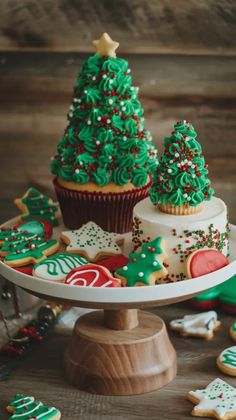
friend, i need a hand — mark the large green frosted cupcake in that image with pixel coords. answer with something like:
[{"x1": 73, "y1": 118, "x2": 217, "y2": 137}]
[
  {"x1": 51, "y1": 33, "x2": 158, "y2": 232},
  {"x1": 150, "y1": 120, "x2": 214, "y2": 215}
]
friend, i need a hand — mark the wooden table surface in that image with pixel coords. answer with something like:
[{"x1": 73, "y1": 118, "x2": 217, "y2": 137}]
[{"x1": 0, "y1": 303, "x2": 236, "y2": 419}]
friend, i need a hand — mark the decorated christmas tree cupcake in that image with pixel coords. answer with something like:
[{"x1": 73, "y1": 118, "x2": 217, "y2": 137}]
[
  {"x1": 150, "y1": 120, "x2": 214, "y2": 215},
  {"x1": 51, "y1": 33, "x2": 158, "y2": 232}
]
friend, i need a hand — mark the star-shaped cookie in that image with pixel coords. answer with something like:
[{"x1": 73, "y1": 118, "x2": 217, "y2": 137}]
[
  {"x1": 188, "y1": 378, "x2": 236, "y2": 419},
  {"x1": 61, "y1": 221, "x2": 124, "y2": 262},
  {"x1": 93, "y1": 33, "x2": 119, "y2": 58}
]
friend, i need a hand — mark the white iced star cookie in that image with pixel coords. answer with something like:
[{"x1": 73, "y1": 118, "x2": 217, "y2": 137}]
[
  {"x1": 187, "y1": 378, "x2": 236, "y2": 419},
  {"x1": 60, "y1": 221, "x2": 124, "y2": 262},
  {"x1": 169, "y1": 311, "x2": 221, "y2": 340},
  {"x1": 217, "y1": 346, "x2": 236, "y2": 377}
]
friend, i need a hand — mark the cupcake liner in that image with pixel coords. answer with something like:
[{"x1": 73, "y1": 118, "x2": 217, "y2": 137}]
[
  {"x1": 53, "y1": 177, "x2": 151, "y2": 233},
  {"x1": 158, "y1": 202, "x2": 203, "y2": 215}
]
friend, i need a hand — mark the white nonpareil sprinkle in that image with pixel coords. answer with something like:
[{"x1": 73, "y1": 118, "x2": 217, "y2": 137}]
[
  {"x1": 153, "y1": 261, "x2": 158, "y2": 266},
  {"x1": 97, "y1": 116, "x2": 101, "y2": 121},
  {"x1": 120, "y1": 101, "x2": 124, "y2": 106},
  {"x1": 192, "y1": 174, "x2": 196, "y2": 178},
  {"x1": 108, "y1": 99, "x2": 113, "y2": 104},
  {"x1": 188, "y1": 161, "x2": 192, "y2": 166},
  {"x1": 127, "y1": 69, "x2": 131, "y2": 73},
  {"x1": 175, "y1": 153, "x2": 179, "y2": 157},
  {"x1": 123, "y1": 136, "x2": 127, "y2": 141},
  {"x1": 96, "y1": 140, "x2": 100, "y2": 145},
  {"x1": 141, "y1": 254, "x2": 146, "y2": 258},
  {"x1": 92, "y1": 76, "x2": 96, "y2": 80},
  {"x1": 107, "y1": 119, "x2": 111, "y2": 123},
  {"x1": 87, "y1": 120, "x2": 92, "y2": 125},
  {"x1": 138, "y1": 272, "x2": 144, "y2": 277},
  {"x1": 103, "y1": 74, "x2": 107, "y2": 78},
  {"x1": 123, "y1": 266, "x2": 128, "y2": 271},
  {"x1": 122, "y1": 106, "x2": 126, "y2": 111},
  {"x1": 170, "y1": 160, "x2": 174, "y2": 164},
  {"x1": 177, "y1": 163, "x2": 181, "y2": 167},
  {"x1": 109, "y1": 79, "x2": 113, "y2": 83},
  {"x1": 183, "y1": 193, "x2": 188, "y2": 198},
  {"x1": 75, "y1": 169, "x2": 80, "y2": 173},
  {"x1": 167, "y1": 169, "x2": 172, "y2": 173},
  {"x1": 84, "y1": 90, "x2": 87, "y2": 94},
  {"x1": 187, "y1": 196, "x2": 191, "y2": 201}
]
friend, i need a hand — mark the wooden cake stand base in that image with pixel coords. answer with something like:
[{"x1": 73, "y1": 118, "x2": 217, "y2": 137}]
[{"x1": 64, "y1": 309, "x2": 177, "y2": 395}]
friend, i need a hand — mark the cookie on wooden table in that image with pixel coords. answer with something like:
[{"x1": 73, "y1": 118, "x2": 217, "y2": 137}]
[
  {"x1": 6, "y1": 393, "x2": 61, "y2": 419},
  {"x1": 217, "y1": 346, "x2": 236, "y2": 376},
  {"x1": 230, "y1": 322, "x2": 236, "y2": 341},
  {"x1": 169, "y1": 311, "x2": 221, "y2": 340}
]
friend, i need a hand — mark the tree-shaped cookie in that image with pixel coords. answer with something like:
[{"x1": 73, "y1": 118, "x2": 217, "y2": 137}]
[
  {"x1": 6, "y1": 393, "x2": 61, "y2": 419},
  {"x1": 0, "y1": 226, "x2": 59, "y2": 267},
  {"x1": 51, "y1": 33, "x2": 157, "y2": 188},
  {"x1": 188, "y1": 378, "x2": 236, "y2": 419},
  {"x1": 115, "y1": 237, "x2": 168, "y2": 286},
  {"x1": 150, "y1": 120, "x2": 214, "y2": 214},
  {"x1": 15, "y1": 187, "x2": 60, "y2": 226}
]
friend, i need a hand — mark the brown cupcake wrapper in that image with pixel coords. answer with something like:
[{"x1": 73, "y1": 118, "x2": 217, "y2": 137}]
[
  {"x1": 158, "y1": 202, "x2": 203, "y2": 215},
  {"x1": 53, "y1": 177, "x2": 151, "y2": 233}
]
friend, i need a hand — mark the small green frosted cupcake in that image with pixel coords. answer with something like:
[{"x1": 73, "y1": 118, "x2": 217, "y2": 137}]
[{"x1": 150, "y1": 120, "x2": 214, "y2": 215}]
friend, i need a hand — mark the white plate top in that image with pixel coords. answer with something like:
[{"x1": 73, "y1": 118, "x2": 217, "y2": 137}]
[{"x1": 0, "y1": 217, "x2": 236, "y2": 309}]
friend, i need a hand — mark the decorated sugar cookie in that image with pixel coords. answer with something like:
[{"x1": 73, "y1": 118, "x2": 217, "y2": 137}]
[
  {"x1": 61, "y1": 221, "x2": 124, "y2": 262},
  {"x1": 98, "y1": 254, "x2": 129, "y2": 273},
  {"x1": 187, "y1": 378, "x2": 236, "y2": 419},
  {"x1": 65, "y1": 264, "x2": 121, "y2": 287},
  {"x1": 217, "y1": 346, "x2": 236, "y2": 376},
  {"x1": 0, "y1": 228, "x2": 59, "y2": 267},
  {"x1": 15, "y1": 187, "x2": 60, "y2": 227},
  {"x1": 33, "y1": 253, "x2": 89, "y2": 282},
  {"x1": 230, "y1": 323, "x2": 236, "y2": 341},
  {"x1": 14, "y1": 219, "x2": 53, "y2": 239},
  {"x1": 169, "y1": 311, "x2": 221, "y2": 340},
  {"x1": 6, "y1": 394, "x2": 61, "y2": 419},
  {"x1": 187, "y1": 248, "x2": 229, "y2": 278},
  {"x1": 14, "y1": 265, "x2": 33, "y2": 275},
  {"x1": 115, "y1": 237, "x2": 168, "y2": 287}
]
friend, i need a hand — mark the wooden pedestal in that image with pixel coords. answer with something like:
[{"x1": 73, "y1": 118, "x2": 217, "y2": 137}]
[{"x1": 64, "y1": 309, "x2": 177, "y2": 395}]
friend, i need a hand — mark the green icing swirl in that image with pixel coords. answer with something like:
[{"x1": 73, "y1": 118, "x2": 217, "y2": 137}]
[
  {"x1": 149, "y1": 120, "x2": 214, "y2": 207},
  {"x1": 51, "y1": 54, "x2": 158, "y2": 187}
]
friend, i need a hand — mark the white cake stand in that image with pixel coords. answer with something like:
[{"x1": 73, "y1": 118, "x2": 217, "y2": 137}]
[{"x1": 1, "y1": 217, "x2": 236, "y2": 395}]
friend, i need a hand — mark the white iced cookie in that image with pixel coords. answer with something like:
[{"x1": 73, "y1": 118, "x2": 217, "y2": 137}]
[
  {"x1": 169, "y1": 311, "x2": 221, "y2": 340},
  {"x1": 61, "y1": 221, "x2": 124, "y2": 262},
  {"x1": 187, "y1": 378, "x2": 236, "y2": 420},
  {"x1": 33, "y1": 253, "x2": 88, "y2": 281},
  {"x1": 217, "y1": 346, "x2": 236, "y2": 376}
]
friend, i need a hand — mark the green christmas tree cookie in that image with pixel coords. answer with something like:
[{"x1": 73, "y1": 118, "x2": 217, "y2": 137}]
[
  {"x1": 15, "y1": 188, "x2": 60, "y2": 227},
  {"x1": 0, "y1": 226, "x2": 59, "y2": 267},
  {"x1": 51, "y1": 33, "x2": 158, "y2": 188},
  {"x1": 6, "y1": 394, "x2": 61, "y2": 419},
  {"x1": 115, "y1": 237, "x2": 168, "y2": 286},
  {"x1": 150, "y1": 120, "x2": 214, "y2": 215}
]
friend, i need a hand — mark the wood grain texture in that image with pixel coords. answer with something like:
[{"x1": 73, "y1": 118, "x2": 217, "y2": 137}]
[
  {"x1": 103, "y1": 309, "x2": 139, "y2": 330},
  {"x1": 64, "y1": 310, "x2": 177, "y2": 395},
  {"x1": 1, "y1": 303, "x2": 236, "y2": 419},
  {"x1": 1, "y1": 0, "x2": 236, "y2": 55}
]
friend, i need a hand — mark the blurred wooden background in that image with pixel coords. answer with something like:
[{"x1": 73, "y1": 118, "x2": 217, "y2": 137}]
[{"x1": 0, "y1": 0, "x2": 236, "y2": 223}]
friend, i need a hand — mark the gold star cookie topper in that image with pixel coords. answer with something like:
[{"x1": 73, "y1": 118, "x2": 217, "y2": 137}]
[{"x1": 93, "y1": 33, "x2": 119, "y2": 58}]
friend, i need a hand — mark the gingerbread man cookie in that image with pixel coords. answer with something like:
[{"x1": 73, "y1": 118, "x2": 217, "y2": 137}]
[
  {"x1": 65, "y1": 264, "x2": 121, "y2": 287},
  {"x1": 187, "y1": 378, "x2": 236, "y2": 419},
  {"x1": 61, "y1": 221, "x2": 124, "y2": 262},
  {"x1": 169, "y1": 311, "x2": 221, "y2": 340},
  {"x1": 115, "y1": 237, "x2": 168, "y2": 286}
]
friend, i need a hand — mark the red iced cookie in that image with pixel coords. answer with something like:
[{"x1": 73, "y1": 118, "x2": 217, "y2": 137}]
[
  {"x1": 187, "y1": 248, "x2": 229, "y2": 278},
  {"x1": 98, "y1": 254, "x2": 129, "y2": 273},
  {"x1": 14, "y1": 219, "x2": 53, "y2": 239},
  {"x1": 14, "y1": 265, "x2": 33, "y2": 275},
  {"x1": 65, "y1": 264, "x2": 121, "y2": 287}
]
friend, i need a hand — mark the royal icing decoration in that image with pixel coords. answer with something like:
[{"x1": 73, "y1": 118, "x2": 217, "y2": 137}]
[
  {"x1": 65, "y1": 264, "x2": 121, "y2": 287},
  {"x1": 98, "y1": 254, "x2": 129, "y2": 273},
  {"x1": 14, "y1": 219, "x2": 53, "y2": 239},
  {"x1": 187, "y1": 248, "x2": 229, "y2": 278},
  {"x1": 34, "y1": 253, "x2": 89, "y2": 281},
  {"x1": 0, "y1": 227, "x2": 59, "y2": 266},
  {"x1": 15, "y1": 187, "x2": 60, "y2": 227},
  {"x1": 169, "y1": 311, "x2": 220, "y2": 339},
  {"x1": 188, "y1": 378, "x2": 236, "y2": 419},
  {"x1": 61, "y1": 221, "x2": 124, "y2": 261},
  {"x1": 219, "y1": 346, "x2": 236, "y2": 369},
  {"x1": 7, "y1": 394, "x2": 60, "y2": 419},
  {"x1": 115, "y1": 237, "x2": 167, "y2": 286}
]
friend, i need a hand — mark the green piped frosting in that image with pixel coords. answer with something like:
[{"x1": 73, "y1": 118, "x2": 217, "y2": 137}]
[
  {"x1": 51, "y1": 54, "x2": 158, "y2": 187},
  {"x1": 149, "y1": 120, "x2": 214, "y2": 207}
]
